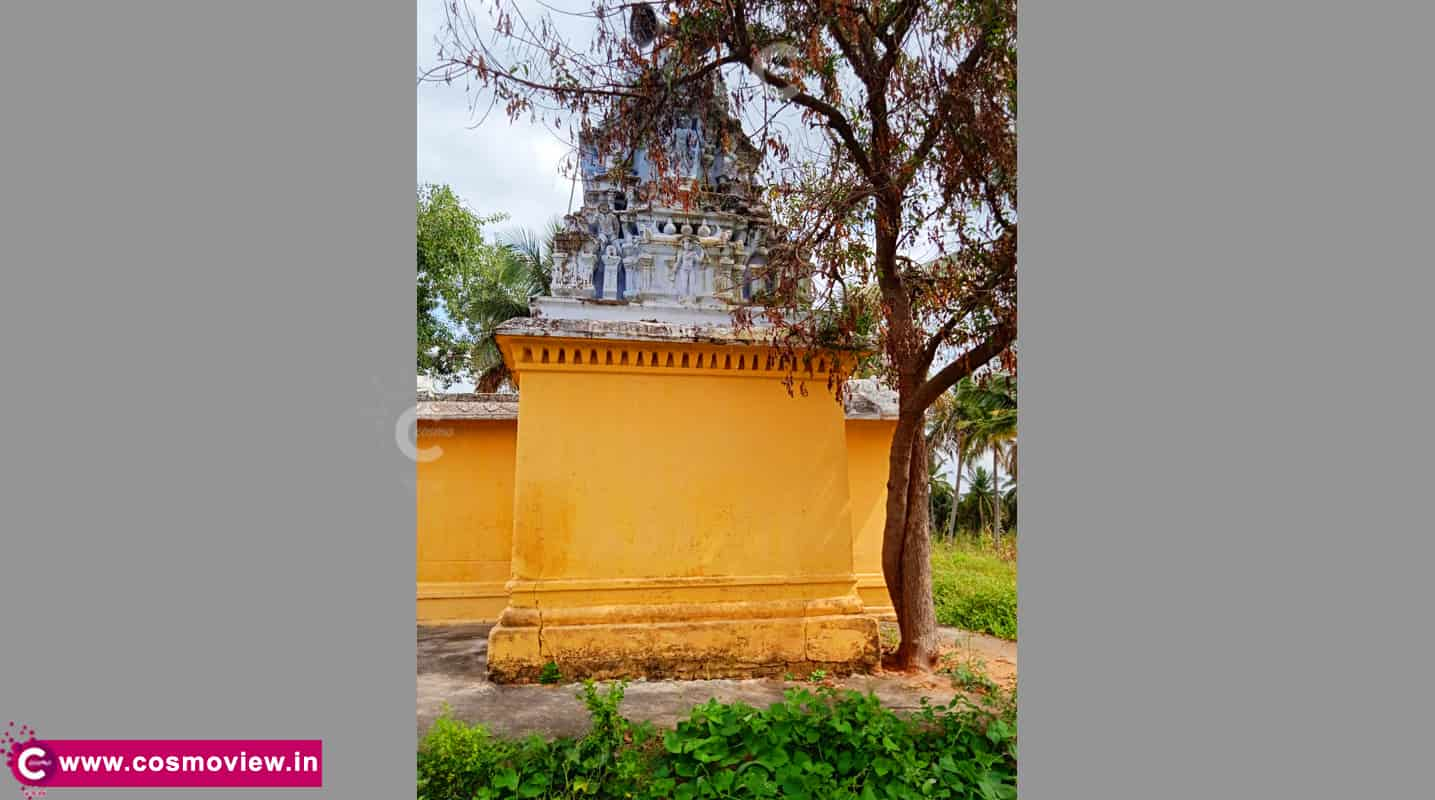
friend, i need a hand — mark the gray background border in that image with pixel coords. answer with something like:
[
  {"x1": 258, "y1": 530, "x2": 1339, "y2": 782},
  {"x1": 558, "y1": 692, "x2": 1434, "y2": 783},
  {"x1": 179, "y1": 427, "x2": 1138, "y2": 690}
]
[
  {"x1": 1, "y1": 1, "x2": 414, "y2": 797},
  {"x1": 1, "y1": 1, "x2": 1432, "y2": 797},
  {"x1": 1021, "y1": 1, "x2": 1434, "y2": 796}
]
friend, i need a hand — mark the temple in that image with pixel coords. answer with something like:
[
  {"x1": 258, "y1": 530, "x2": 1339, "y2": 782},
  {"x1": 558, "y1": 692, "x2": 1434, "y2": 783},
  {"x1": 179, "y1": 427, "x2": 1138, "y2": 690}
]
[{"x1": 416, "y1": 14, "x2": 897, "y2": 681}]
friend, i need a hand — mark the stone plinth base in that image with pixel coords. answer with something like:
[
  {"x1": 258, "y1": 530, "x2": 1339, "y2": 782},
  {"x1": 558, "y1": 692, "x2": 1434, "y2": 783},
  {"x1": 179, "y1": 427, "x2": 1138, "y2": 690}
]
[
  {"x1": 856, "y1": 573, "x2": 897, "y2": 620},
  {"x1": 488, "y1": 603, "x2": 878, "y2": 683},
  {"x1": 417, "y1": 581, "x2": 510, "y2": 623}
]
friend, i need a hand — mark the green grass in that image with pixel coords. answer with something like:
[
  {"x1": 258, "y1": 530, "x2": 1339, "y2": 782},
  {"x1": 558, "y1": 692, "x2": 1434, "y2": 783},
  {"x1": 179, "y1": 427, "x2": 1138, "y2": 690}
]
[
  {"x1": 418, "y1": 680, "x2": 1016, "y2": 800},
  {"x1": 930, "y1": 537, "x2": 1017, "y2": 640}
]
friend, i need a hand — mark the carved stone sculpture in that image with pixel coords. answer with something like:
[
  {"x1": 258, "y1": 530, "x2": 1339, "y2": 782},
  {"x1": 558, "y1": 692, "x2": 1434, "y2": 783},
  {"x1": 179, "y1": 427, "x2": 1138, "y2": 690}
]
[{"x1": 536, "y1": 49, "x2": 784, "y2": 322}]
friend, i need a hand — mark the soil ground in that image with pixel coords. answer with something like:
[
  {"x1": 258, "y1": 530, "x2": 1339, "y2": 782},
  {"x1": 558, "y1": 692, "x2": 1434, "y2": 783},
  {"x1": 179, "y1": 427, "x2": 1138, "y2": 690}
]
[{"x1": 417, "y1": 623, "x2": 1016, "y2": 741}]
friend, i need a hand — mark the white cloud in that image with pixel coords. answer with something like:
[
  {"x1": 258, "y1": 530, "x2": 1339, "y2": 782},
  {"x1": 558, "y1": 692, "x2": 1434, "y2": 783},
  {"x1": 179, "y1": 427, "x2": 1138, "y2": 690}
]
[{"x1": 416, "y1": 0, "x2": 575, "y2": 234}]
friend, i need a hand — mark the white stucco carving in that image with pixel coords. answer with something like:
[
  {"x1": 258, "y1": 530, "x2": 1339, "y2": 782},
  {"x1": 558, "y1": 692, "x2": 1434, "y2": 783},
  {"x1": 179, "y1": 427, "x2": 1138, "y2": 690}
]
[
  {"x1": 539, "y1": 63, "x2": 789, "y2": 324},
  {"x1": 843, "y1": 378, "x2": 900, "y2": 420}
]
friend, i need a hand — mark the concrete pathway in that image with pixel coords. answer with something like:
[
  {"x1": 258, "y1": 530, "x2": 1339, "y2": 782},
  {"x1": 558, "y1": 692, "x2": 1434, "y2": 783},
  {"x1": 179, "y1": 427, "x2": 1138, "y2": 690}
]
[{"x1": 417, "y1": 623, "x2": 1015, "y2": 741}]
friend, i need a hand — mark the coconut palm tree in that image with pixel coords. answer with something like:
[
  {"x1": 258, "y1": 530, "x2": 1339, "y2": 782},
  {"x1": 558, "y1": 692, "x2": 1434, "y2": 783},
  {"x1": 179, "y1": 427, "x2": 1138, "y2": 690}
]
[
  {"x1": 502, "y1": 225, "x2": 556, "y2": 298},
  {"x1": 962, "y1": 465, "x2": 1004, "y2": 540},
  {"x1": 450, "y1": 222, "x2": 559, "y2": 392},
  {"x1": 957, "y1": 373, "x2": 1017, "y2": 544},
  {"x1": 926, "y1": 377, "x2": 981, "y2": 540}
]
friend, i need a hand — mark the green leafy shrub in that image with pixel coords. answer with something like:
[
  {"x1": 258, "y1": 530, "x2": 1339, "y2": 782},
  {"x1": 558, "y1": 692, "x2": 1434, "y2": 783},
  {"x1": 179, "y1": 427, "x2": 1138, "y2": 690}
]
[
  {"x1": 942, "y1": 654, "x2": 1000, "y2": 694},
  {"x1": 418, "y1": 685, "x2": 1016, "y2": 800},
  {"x1": 416, "y1": 713, "x2": 520, "y2": 800},
  {"x1": 931, "y1": 539, "x2": 1017, "y2": 640},
  {"x1": 653, "y1": 688, "x2": 1014, "y2": 800},
  {"x1": 417, "y1": 681, "x2": 656, "y2": 799},
  {"x1": 538, "y1": 661, "x2": 562, "y2": 684}
]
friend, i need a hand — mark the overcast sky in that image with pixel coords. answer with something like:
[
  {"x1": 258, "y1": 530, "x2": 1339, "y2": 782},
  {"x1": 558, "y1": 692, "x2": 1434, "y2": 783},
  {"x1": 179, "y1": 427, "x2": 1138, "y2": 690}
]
[{"x1": 416, "y1": 1, "x2": 575, "y2": 236}]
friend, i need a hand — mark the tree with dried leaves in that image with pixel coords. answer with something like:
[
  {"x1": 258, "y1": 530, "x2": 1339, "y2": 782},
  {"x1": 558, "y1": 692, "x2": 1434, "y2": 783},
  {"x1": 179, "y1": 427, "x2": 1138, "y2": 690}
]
[{"x1": 423, "y1": 0, "x2": 1016, "y2": 670}]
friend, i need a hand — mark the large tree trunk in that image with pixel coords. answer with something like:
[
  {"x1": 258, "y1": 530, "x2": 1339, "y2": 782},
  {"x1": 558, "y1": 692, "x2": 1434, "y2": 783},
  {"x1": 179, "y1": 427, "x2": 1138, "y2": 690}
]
[
  {"x1": 991, "y1": 446, "x2": 1001, "y2": 547},
  {"x1": 881, "y1": 414, "x2": 941, "y2": 671},
  {"x1": 872, "y1": 183, "x2": 939, "y2": 671},
  {"x1": 899, "y1": 427, "x2": 939, "y2": 666}
]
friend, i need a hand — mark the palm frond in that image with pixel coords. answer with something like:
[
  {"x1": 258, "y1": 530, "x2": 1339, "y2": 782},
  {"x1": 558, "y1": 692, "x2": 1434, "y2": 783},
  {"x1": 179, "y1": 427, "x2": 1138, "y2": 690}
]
[{"x1": 498, "y1": 219, "x2": 560, "y2": 298}]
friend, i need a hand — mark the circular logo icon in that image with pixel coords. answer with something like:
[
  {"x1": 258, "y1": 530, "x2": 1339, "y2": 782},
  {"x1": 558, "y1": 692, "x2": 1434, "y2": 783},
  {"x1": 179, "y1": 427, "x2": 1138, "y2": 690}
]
[{"x1": 10, "y1": 741, "x2": 57, "y2": 786}]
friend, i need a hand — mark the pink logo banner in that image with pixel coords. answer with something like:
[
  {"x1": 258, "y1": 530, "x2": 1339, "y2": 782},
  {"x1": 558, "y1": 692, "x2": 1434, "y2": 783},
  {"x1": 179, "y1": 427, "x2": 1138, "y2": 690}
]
[{"x1": 6, "y1": 739, "x2": 322, "y2": 790}]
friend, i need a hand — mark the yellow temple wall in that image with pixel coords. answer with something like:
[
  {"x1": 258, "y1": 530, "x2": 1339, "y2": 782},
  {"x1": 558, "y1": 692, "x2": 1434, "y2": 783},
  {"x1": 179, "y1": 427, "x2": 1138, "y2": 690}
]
[
  {"x1": 414, "y1": 381, "x2": 898, "y2": 626},
  {"x1": 846, "y1": 418, "x2": 898, "y2": 618},
  {"x1": 484, "y1": 336, "x2": 875, "y2": 680},
  {"x1": 506, "y1": 360, "x2": 854, "y2": 588},
  {"x1": 416, "y1": 418, "x2": 517, "y2": 622}
]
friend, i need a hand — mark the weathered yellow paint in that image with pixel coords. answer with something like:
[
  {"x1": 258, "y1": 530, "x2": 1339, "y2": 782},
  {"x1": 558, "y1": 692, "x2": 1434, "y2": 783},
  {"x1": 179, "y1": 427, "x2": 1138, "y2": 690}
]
[
  {"x1": 846, "y1": 418, "x2": 898, "y2": 618},
  {"x1": 416, "y1": 419, "x2": 517, "y2": 623},
  {"x1": 485, "y1": 334, "x2": 879, "y2": 681},
  {"x1": 412, "y1": 347, "x2": 904, "y2": 668}
]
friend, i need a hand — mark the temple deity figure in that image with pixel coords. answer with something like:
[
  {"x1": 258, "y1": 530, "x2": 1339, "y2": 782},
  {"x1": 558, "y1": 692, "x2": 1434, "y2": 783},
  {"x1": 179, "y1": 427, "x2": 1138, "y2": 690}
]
[
  {"x1": 675, "y1": 237, "x2": 705, "y2": 299},
  {"x1": 621, "y1": 243, "x2": 643, "y2": 297},
  {"x1": 581, "y1": 206, "x2": 601, "y2": 237},
  {"x1": 576, "y1": 240, "x2": 598, "y2": 295},
  {"x1": 672, "y1": 120, "x2": 704, "y2": 179},
  {"x1": 596, "y1": 208, "x2": 622, "y2": 247},
  {"x1": 710, "y1": 147, "x2": 740, "y2": 188},
  {"x1": 553, "y1": 252, "x2": 578, "y2": 291},
  {"x1": 603, "y1": 243, "x2": 623, "y2": 299}
]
